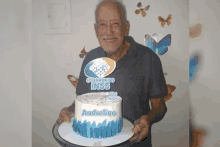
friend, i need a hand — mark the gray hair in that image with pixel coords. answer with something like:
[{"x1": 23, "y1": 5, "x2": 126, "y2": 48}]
[{"x1": 95, "y1": 0, "x2": 127, "y2": 25}]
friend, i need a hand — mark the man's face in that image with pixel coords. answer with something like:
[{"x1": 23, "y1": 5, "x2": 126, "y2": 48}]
[{"x1": 94, "y1": 3, "x2": 128, "y2": 53}]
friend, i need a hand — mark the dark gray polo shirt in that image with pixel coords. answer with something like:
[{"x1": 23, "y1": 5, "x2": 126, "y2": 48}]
[{"x1": 76, "y1": 36, "x2": 167, "y2": 146}]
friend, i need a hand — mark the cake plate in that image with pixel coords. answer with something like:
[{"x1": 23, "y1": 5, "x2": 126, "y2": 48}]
[{"x1": 52, "y1": 115, "x2": 137, "y2": 147}]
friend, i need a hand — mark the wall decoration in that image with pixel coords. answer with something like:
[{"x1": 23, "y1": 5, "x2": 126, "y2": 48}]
[
  {"x1": 135, "y1": 2, "x2": 150, "y2": 17},
  {"x1": 189, "y1": 55, "x2": 199, "y2": 82},
  {"x1": 163, "y1": 84, "x2": 176, "y2": 102},
  {"x1": 79, "y1": 46, "x2": 88, "y2": 58},
  {"x1": 189, "y1": 19, "x2": 205, "y2": 42},
  {"x1": 43, "y1": 0, "x2": 72, "y2": 34},
  {"x1": 158, "y1": 14, "x2": 172, "y2": 27},
  {"x1": 144, "y1": 33, "x2": 171, "y2": 55},
  {"x1": 189, "y1": 51, "x2": 203, "y2": 82},
  {"x1": 67, "y1": 75, "x2": 78, "y2": 89},
  {"x1": 190, "y1": 123, "x2": 208, "y2": 147}
]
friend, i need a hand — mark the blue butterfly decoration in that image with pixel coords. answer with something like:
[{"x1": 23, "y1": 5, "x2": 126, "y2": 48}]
[
  {"x1": 145, "y1": 34, "x2": 171, "y2": 55},
  {"x1": 189, "y1": 55, "x2": 199, "y2": 81}
]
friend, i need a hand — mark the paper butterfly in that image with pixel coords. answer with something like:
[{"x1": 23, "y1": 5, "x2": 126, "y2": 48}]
[
  {"x1": 163, "y1": 84, "x2": 176, "y2": 102},
  {"x1": 189, "y1": 19, "x2": 205, "y2": 42},
  {"x1": 158, "y1": 14, "x2": 172, "y2": 27},
  {"x1": 70, "y1": 76, "x2": 77, "y2": 82},
  {"x1": 189, "y1": 55, "x2": 199, "y2": 81},
  {"x1": 135, "y1": 2, "x2": 150, "y2": 17},
  {"x1": 189, "y1": 24, "x2": 202, "y2": 38},
  {"x1": 145, "y1": 33, "x2": 171, "y2": 55},
  {"x1": 190, "y1": 124, "x2": 206, "y2": 147},
  {"x1": 79, "y1": 46, "x2": 88, "y2": 58}
]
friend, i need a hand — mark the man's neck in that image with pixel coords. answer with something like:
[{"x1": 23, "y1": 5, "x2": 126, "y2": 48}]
[{"x1": 106, "y1": 40, "x2": 130, "y2": 62}]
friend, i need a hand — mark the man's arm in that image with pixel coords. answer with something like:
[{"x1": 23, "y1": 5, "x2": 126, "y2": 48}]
[
  {"x1": 56, "y1": 101, "x2": 75, "y2": 124},
  {"x1": 146, "y1": 98, "x2": 167, "y2": 126},
  {"x1": 147, "y1": 53, "x2": 168, "y2": 125},
  {"x1": 130, "y1": 97, "x2": 167, "y2": 142},
  {"x1": 67, "y1": 101, "x2": 75, "y2": 112}
]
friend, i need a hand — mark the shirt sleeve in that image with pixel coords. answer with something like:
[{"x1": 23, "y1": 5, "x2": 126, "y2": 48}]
[{"x1": 149, "y1": 54, "x2": 167, "y2": 98}]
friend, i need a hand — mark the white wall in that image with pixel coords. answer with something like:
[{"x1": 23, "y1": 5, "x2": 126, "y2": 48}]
[
  {"x1": 0, "y1": 0, "x2": 31, "y2": 147},
  {"x1": 2, "y1": 0, "x2": 220, "y2": 147},
  {"x1": 32, "y1": 0, "x2": 189, "y2": 147},
  {"x1": 189, "y1": 0, "x2": 220, "y2": 146}
]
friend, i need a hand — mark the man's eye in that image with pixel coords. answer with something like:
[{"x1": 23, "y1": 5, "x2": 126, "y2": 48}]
[{"x1": 112, "y1": 23, "x2": 120, "y2": 26}]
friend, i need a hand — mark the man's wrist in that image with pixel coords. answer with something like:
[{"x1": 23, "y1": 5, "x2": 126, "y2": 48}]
[
  {"x1": 143, "y1": 114, "x2": 152, "y2": 126},
  {"x1": 145, "y1": 107, "x2": 167, "y2": 126},
  {"x1": 67, "y1": 101, "x2": 75, "y2": 112}
]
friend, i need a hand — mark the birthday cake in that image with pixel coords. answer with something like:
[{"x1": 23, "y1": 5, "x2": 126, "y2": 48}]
[{"x1": 72, "y1": 92, "x2": 123, "y2": 139}]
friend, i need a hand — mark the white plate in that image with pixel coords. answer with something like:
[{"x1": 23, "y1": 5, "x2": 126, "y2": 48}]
[{"x1": 58, "y1": 117, "x2": 134, "y2": 146}]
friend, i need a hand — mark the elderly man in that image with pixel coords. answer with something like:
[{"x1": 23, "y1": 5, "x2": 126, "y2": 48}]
[{"x1": 57, "y1": 0, "x2": 168, "y2": 146}]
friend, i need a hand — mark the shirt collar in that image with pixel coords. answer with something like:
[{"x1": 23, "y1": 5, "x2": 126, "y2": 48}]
[{"x1": 124, "y1": 36, "x2": 136, "y2": 57}]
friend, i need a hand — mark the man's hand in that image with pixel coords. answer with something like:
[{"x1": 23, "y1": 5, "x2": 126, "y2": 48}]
[
  {"x1": 129, "y1": 115, "x2": 151, "y2": 143},
  {"x1": 55, "y1": 75, "x2": 77, "y2": 125},
  {"x1": 56, "y1": 107, "x2": 74, "y2": 125},
  {"x1": 129, "y1": 98, "x2": 167, "y2": 143}
]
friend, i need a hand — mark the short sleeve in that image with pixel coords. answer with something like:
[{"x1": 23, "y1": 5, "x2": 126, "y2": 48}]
[{"x1": 149, "y1": 54, "x2": 167, "y2": 98}]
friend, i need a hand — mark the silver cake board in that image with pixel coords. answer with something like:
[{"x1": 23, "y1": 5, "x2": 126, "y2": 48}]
[{"x1": 52, "y1": 116, "x2": 137, "y2": 147}]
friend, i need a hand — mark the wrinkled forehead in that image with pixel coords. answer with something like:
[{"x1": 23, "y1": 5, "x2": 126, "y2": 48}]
[{"x1": 97, "y1": 2, "x2": 123, "y2": 23}]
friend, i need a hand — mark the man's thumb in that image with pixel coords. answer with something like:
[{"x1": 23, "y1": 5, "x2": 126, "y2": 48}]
[{"x1": 63, "y1": 115, "x2": 70, "y2": 123}]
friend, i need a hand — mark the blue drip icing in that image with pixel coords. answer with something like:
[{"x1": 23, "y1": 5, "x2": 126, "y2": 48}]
[{"x1": 72, "y1": 117, "x2": 123, "y2": 138}]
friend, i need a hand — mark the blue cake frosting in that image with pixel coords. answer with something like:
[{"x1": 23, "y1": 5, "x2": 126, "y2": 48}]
[{"x1": 72, "y1": 117, "x2": 123, "y2": 138}]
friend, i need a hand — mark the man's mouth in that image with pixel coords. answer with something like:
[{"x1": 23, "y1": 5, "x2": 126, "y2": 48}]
[{"x1": 103, "y1": 37, "x2": 117, "y2": 42}]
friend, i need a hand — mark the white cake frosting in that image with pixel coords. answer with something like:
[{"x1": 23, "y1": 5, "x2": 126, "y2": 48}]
[{"x1": 72, "y1": 92, "x2": 123, "y2": 138}]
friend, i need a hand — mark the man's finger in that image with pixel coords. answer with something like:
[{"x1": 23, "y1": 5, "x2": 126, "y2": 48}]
[
  {"x1": 56, "y1": 118, "x2": 64, "y2": 125},
  {"x1": 63, "y1": 115, "x2": 70, "y2": 123},
  {"x1": 56, "y1": 119, "x2": 60, "y2": 124},
  {"x1": 66, "y1": 111, "x2": 74, "y2": 118},
  {"x1": 137, "y1": 127, "x2": 149, "y2": 143},
  {"x1": 129, "y1": 133, "x2": 139, "y2": 142},
  {"x1": 56, "y1": 115, "x2": 62, "y2": 124},
  {"x1": 61, "y1": 110, "x2": 70, "y2": 123},
  {"x1": 132, "y1": 123, "x2": 145, "y2": 134}
]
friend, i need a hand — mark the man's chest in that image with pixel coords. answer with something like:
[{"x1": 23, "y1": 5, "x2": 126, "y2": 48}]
[
  {"x1": 103, "y1": 59, "x2": 150, "y2": 97},
  {"x1": 78, "y1": 52, "x2": 151, "y2": 98}
]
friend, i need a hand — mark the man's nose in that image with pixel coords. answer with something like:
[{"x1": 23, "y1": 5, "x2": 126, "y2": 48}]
[{"x1": 105, "y1": 25, "x2": 114, "y2": 35}]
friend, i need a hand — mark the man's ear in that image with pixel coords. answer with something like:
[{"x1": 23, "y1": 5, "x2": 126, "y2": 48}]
[
  {"x1": 124, "y1": 20, "x2": 130, "y2": 36},
  {"x1": 94, "y1": 23, "x2": 98, "y2": 38}
]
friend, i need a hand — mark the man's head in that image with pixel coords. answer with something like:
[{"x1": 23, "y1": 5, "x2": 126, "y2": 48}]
[{"x1": 94, "y1": 0, "x2": 130, "y2": 53}]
